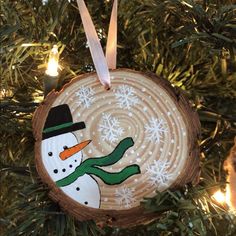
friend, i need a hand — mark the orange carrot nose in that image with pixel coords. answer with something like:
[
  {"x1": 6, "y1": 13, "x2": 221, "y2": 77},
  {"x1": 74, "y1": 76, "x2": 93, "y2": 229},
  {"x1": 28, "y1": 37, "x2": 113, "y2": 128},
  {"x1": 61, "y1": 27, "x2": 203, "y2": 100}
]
[{"x1": 59, "y1": 140, "x2": 91, "y2": 160}]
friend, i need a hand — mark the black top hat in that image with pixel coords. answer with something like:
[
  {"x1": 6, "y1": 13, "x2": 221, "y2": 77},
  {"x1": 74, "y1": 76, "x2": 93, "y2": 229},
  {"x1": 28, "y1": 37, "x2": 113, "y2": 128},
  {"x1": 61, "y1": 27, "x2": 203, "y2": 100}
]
[{"x1": 42, "y1": 104, "x2": 85, "y2": 140}]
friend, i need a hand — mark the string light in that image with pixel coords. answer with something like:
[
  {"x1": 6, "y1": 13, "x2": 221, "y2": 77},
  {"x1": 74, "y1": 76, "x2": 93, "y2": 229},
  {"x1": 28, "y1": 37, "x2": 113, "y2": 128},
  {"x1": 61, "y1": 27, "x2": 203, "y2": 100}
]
[
  {"x1": 212, "y1": 190, "x2": 226, "y2": 204},
  {"x1": 226, "y1": 184, "x2": 236, "y2": 213},
  {"x1": 46, "y1": 45, "x2": 59, "y2": 77},
  {"x1": 212, "y1": 186, "x2": 236, "y2": 214}
]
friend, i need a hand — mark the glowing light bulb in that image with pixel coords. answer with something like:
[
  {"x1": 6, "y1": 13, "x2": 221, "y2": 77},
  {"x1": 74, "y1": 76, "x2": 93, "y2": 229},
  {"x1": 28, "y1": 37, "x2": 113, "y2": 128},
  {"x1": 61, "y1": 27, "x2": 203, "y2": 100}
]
[
  {"x1": 226, "y1": 184, "x2": 231, "y2": 205},
  {"x1": 212, "y1": 190, "x2": 226, "y2": 204},
  {"x1": 225, "y1": 184, "x2": 236, "y2": 213},
  {"x1": 46, "y1": 45, "x2": 59, "y2": 77}
]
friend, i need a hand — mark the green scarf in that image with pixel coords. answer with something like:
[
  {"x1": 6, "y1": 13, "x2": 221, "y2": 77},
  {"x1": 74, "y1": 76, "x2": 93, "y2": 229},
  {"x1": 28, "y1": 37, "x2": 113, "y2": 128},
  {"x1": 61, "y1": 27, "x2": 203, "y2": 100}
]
[{"x1": 56, "y1": 137, "x2": 140, "y2": 187}]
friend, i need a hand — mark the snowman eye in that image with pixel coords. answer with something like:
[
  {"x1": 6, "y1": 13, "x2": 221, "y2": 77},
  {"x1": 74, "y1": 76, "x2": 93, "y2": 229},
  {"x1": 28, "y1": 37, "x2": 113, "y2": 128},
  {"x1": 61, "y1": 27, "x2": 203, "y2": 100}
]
[
  {"x1": 48, "y1": 152, "x2": 53, "y2": 156},
  {"x1": 63, "y1": 146, "x2": 68, "y2": 150}
]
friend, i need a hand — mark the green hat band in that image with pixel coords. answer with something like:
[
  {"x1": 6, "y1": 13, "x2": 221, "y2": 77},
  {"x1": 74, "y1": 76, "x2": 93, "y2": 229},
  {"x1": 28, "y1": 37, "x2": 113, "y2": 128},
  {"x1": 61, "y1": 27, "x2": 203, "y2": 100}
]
[{"x1": 43, "y1": 122, "x2": 73, "y2": 133}]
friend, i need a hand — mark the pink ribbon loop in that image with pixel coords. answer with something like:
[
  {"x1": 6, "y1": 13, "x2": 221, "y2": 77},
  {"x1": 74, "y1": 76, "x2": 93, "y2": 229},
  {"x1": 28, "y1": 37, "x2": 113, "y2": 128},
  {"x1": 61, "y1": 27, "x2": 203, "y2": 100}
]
[
  {"x1": 106, "y1": 0, "x2": 117, "y2": 70},
  {"x1": 76, "y1": 0, "x2": 118, "y2": 89}
]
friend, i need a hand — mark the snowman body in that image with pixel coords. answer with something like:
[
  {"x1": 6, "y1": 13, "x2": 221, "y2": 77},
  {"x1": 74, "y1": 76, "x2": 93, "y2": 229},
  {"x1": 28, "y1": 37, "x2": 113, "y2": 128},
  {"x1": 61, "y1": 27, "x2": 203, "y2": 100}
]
[
  {"x1": 41, "y1": 132, "x2": 101, "y2": 208},
  {"x1": 61, "y1": 174, "x2": 100, "y2": 208}
]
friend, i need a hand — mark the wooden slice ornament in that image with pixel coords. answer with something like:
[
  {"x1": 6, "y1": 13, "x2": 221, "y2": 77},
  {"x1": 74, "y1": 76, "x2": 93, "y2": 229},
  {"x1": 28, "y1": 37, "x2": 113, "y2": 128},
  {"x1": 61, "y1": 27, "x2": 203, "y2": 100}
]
[{"x1": 33, "y1": 69, "x2": 201, "y2": 227}]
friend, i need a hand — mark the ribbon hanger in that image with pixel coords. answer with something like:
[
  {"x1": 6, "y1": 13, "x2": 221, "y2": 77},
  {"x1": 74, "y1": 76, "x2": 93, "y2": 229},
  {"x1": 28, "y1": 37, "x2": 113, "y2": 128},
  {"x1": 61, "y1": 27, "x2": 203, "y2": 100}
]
[{"x1": 76, "y1": 0, "x2": 117, "y2": 89}]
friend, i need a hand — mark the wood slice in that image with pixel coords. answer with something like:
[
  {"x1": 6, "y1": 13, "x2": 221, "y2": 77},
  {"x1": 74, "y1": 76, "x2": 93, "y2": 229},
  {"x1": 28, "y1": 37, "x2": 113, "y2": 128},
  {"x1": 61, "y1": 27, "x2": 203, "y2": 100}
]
[{"x1": 33, "y1": 69, "x2": 201, "y2": 227}]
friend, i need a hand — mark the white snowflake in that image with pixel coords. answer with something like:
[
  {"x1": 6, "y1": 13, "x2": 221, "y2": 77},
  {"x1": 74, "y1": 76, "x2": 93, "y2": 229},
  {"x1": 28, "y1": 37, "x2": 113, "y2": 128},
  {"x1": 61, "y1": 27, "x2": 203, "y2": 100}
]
[
  {"x1": 98, "y1": 113, "x2": 124, "y2": 143},
  {"x1": 75, "y1": 86, "x2": 95, "y2": 108},
  {"x1": 115, "y1": 186, "x2": 136, "y2": 208},
  {"x1": 145, "y1": 117, "x2": 168, "y2": 143},
  {"x1": 146, "y1": 160, "x2": 172, "y2": 187},
  {"x1": 114, "y1": 85, "x2": 139, "y2": 110}
]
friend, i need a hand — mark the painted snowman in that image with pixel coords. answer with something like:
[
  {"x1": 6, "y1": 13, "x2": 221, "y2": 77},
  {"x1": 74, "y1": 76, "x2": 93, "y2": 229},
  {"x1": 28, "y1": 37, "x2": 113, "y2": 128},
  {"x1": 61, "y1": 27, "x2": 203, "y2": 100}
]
[
  {"x1": 41, "y1": 104, "x2": 140, "y2": 209},
  {"x1": 41, "y1": 104, "x2": 101, "y2": 208}
]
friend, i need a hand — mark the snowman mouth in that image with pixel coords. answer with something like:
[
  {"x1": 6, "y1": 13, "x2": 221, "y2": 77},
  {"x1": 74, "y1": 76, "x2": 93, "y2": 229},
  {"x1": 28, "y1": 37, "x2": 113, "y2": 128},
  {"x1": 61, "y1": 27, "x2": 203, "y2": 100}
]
[{"x1": 59, "y1": 140, "x2": 91, "y2": 160}]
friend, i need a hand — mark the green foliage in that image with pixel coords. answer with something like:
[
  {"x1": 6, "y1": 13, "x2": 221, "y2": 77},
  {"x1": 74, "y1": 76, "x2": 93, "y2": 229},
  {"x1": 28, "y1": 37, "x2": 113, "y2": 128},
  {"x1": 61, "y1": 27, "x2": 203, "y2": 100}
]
[{"x1": 0, "y1": 0, "x2": 236, "y2": 235}]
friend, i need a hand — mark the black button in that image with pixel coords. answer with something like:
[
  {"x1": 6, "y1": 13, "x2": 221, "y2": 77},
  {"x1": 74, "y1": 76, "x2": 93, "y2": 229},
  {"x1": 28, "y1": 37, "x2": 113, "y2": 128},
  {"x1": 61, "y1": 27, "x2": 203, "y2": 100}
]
[
  {"x1": 84, "y1": 201, "x2": 88, "y2": 205},
  {"x1": 76, "y1": 187, "x2": 80, "y2": 191},
  {"x1": 54, "y1": 169, "x2": 58, "y2": 174},
  {"x1": 69, "y1": 164, "x2": 73, "y2": 168},
  {"x1": 75, "y1": 160, "x2": 77, "y2": 162},
  {"x1": 62, "y1": 168, "x2": 66, "y2": 172}
]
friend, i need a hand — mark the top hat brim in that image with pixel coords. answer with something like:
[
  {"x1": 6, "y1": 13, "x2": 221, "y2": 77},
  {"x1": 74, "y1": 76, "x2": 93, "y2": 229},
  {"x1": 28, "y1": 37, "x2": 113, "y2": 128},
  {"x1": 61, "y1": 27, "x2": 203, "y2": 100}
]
[{"x1": 42, "y1": 122, "x2": 85, "y2": 140}]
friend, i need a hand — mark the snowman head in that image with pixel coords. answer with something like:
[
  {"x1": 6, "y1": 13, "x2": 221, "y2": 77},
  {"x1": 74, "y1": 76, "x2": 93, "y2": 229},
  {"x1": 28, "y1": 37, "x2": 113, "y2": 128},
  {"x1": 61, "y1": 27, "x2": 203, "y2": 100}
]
[{"x1": 41, "y1": 104, "x2": 91, "y2": 181}]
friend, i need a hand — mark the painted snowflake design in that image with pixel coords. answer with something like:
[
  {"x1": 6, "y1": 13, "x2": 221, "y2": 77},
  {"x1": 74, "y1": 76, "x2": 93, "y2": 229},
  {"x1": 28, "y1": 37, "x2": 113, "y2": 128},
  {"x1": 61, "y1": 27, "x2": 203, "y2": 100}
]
[
  {"x1": 75, "y1": 86, "x2": 95, "y2": 108},
  {"x1": 145, "y1": 118, "x2": 168, "y2": 143},
  {"x1": 115, "y1": 186, "x2": 136, "y2": 208},
  {"x1": 146, "y1": 160, "x2": 172, "y2": 188},
  {"x1": 114, "y1": 85, "x2": 139, "y2": 110},
  {"x1": 98, "y1": 113, "x2": 124, "y2": 143}
]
